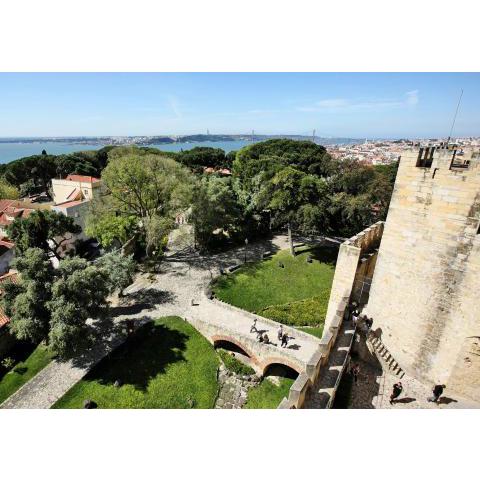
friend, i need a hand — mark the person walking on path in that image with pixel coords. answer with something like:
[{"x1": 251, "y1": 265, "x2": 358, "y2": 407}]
[
  {"x1": 250, "y1": 319, "x2": 257, "y2": 333},
  {"x1": 352, "y1": 311, "x2": 359, "y2": 327},
  {"x1": 277, "y1": 325, "x2": 283, "y2": 341},
  {"x1": 281, "y1": 332, "x2": 289, "y2": 348},
  {"x1": 390, "y1": 382, "x2": 403, "y2": 404},
  {"x1": 428, "y1": 384, "x2": 446, "y2": 403}
]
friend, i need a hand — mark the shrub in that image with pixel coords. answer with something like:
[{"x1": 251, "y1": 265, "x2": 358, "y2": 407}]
[{"x1": 217, "y1": 349, "x2": 255, "y2": 376}]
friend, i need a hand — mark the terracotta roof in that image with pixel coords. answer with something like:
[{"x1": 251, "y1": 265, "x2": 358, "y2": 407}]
[
  {"x1": 0, "y1": 199, "x2": 16, "y2": 213},
  {"x1": 0, "y1": 204, "x2": 35, "y2": 227},
  {"x1": 65, "y1": 175, "x2": 100, "y2": 183}
]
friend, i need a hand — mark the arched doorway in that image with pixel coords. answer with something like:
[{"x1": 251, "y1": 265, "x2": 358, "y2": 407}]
[
  {"x1": 263, "y1": 363, "x2": 299, "y2": 380},
  {"x1": 213, "y1": 339, "x2": 251, "y2": 358}
]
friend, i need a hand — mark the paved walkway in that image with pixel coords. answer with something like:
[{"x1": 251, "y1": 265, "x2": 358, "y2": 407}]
[
  {"x1": 335, "y1": 333, "x2": 480, "y2": 409},
  {"x1": 1, "y1": 234, "x2": 317, "y2": 409}
]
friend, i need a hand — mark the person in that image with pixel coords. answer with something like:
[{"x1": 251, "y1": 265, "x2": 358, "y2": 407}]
[
  {"x1": 428, "y1": 384, "x2": 446, "y2": 403},
  {"x1": 390, "y1": 382, "x2": 403, "y2": 404},
  {"x1": 281, "y1": 332, "x2": 288, "y2": 348},
  {"x1": 250, "y1": 319, "x2": 257, "y2": 333},
  {"x1": 365, "y1": 317, "x2": 373, "y2": 335},
  {"x1": 277, "y1": 325, "x2": 283, "y2": 341},
  {"x1": 352, "y1": 311, "x2": 359, "y2": 327},
  {"x1": 352, "y1": 364, "x2": 360, "y2": 383},
  {"x1": 263, "y1": 333, "x2": 270, "y2": 345}
]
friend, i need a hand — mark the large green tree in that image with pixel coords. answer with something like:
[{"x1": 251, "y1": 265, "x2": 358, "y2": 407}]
[
  {"x1": 2, "y1": 248, "x2": 54, "y2": 344},
  {"x1": 258, "y1": 166, "x2": 330, "y2": 255},
  {"x1": 190, "y1": 175, "x2": 242, "y2": 250},
  {"x1": 3, "y1": 249, "x2": 133, "y2": 358},
  {"x1": 99, "y1": 152, "x2": 193, "y2": 255},
  {"x1": 7, "y1": 209, "x2": 81, "y2": 260}
]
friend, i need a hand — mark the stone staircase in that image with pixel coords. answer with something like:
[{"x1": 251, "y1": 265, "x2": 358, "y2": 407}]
[{"x1": 367, "y1": 335, "x2": 405, "y2": 379}]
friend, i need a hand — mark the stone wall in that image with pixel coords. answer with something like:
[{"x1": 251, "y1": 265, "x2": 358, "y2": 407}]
[
  {"x1": 364, "y1": 148, "x2": 480, "y2": 402},
  {"x1": 324, "y1": 221, "x2": 384, "y2": 332}
]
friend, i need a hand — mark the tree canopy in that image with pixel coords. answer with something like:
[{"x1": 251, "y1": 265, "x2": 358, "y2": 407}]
[{"x1": 7, "y1": 209, "x2": 82, "y2": 260}]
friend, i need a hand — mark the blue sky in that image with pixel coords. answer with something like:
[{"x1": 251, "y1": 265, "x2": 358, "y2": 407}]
[{"x1": 0, "y1": 73, "x2": 478, "y2": 138}]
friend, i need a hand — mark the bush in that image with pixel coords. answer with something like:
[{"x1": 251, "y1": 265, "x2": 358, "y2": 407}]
[
  {"x1": 258, "y1": 293, "x2": 330, "y2": 327},
  {"x1": 217, "y1": 349, "x2": 255, "y2": 376}
]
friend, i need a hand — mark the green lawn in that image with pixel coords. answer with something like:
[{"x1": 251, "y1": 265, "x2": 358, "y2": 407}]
[
  {"x1": 0, "y1": 344, "x2": 54, "y2": 405},
  {"x1": 217, "y1": 349, "x2": 255, "y2": 376},
  {"x1": 213, "y1": 246, "x2": 336, "y2": 327},
  {"x1": 244, "y1": 377, "x2": 294, "y2": 409},
  {"x1": 297, "y1": 326, "x2": 324, "y2": 339},
  {"x1": 53, "y1": 317, "x2": 219, "y2": 409}
]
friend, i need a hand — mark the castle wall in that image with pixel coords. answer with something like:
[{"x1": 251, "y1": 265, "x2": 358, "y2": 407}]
[
  {"x1": 364, "y1": 148, "x2": 480, "y2": 401},
  {"x1": 324, "y1": 221, "x2": 383, "y2": 332}
]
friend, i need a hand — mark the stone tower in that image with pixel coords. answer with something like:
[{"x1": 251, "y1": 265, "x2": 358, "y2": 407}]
[{"x1": 364, "y1": 146, "x2": 480, "y2": 402}]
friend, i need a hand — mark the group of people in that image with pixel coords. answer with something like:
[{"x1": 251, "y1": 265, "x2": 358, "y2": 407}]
[
  {"x1": 350, "y1": 308, "x2": 373, "y2": 334},
  {"x1": 250, "y1": 319, "x2": 290, "y2": 348},
  {"x1": 389, "y1": 382, "x2": 447, "y2": 405}
]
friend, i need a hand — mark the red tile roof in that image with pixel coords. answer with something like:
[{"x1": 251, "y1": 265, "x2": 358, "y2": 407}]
[{"x1": 65, "y1": 175, "x2": 100, "y2": 183}]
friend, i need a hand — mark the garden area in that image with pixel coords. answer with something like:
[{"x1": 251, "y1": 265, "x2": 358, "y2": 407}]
[
  {"x1": 53, "y1": 316, "x2": 220, "y2": 409},
  {"x1": 244, "y1": 377, "x2": 295, "y2": 409},
  {"x1": 213, "y1": 245, "x2": 337, "y2": 332},
  {"x1": 0, "y1": 342, "x2": 55, "y2": 405}
]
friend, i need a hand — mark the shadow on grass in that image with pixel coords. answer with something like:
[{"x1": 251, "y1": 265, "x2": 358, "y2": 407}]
[
  {"x1": 83, "y1": 322, "x2": 188, "y2": 392},
  {"x1": 302, "y1": 245, "x2": 339, "y2": 266},
  {"x1": 0, "y1": 341, "x2": 37, "y2": 381}
]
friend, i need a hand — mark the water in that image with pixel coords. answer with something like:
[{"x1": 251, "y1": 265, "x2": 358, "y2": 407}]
[
  {"x1": 0, "y1": 140, "x2": 254, "y2": 164},
  {"x1": 0, "y1": 138, "x2": 359, "y2": 164}
]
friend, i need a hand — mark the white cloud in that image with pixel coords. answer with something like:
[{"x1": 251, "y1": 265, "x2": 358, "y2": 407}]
[
  {"x1": 297, "y1": 90, "x2": 419, "y2": 112},
  {"x1": 405, "y1": 89, "x2": 419, "y2": 106},
  {"x1": 167, "y1": 95, "x2": 182, "y2": 119}
]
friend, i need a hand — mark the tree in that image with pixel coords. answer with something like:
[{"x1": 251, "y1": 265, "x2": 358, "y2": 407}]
[
  {"x1": 7, "y1": 210, "x2": 81, "y2": 260},
  {"x1": 85, "y1": 199, "x2": 137, "y2": 249},
  {"x1": 96, "y1": 251, "x2": 136, "y2": 296},
  {"x1": 100, "y1": 153, "x2": 193, "y2": 256},
  {"x1": 258, "y1": 166, "x2": 330, "y2": 255},
  {"x1": 190, "y1": 175, "x2": 242, "y2": 250},
  {"x1": 102, "y1": 153, "x2": 192, "y2": 220},
  {"x1": 47, "y1": 257, "x2": 110, "y2": 357},
  {"x1": 0, "y1": 177, "x2": 20, "y2": 199},
  {"x1": 176, "y1": 147, "x2": 227, "y2": 172},
  {"x1": 143, "y1": 215, "x2": 174, "y2": 257},
  {"x1": 2, "y1": 248, "x2": 54, "y2": 344}
]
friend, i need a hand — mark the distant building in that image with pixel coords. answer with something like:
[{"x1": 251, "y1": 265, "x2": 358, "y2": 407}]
[{"x1": 51, "y1": 174, "x2": 102, "y2": 205}]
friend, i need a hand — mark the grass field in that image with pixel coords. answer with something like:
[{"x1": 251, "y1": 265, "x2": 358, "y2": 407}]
[
  {"x1": 53, "y1": 317, "x2": 220, "y2": 409},
  {"x1": 244, "y1": 377, "x2": 295, "y2": 409},
  {"x1": 213, "y1": 246, "x2": 336, "y2": 327},
  {"x1": 0, "y1": 344, "x2": 54, "y2": 405}
]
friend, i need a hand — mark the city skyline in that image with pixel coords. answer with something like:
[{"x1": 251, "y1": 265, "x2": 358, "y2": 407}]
[{"x1": 0, "y1": 73, "x2": 479, "y2": 138}]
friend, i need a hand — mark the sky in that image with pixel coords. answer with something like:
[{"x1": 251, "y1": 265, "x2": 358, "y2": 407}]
[{"x1": 0, "y1": 73, "x2": 479, "y2": 139}]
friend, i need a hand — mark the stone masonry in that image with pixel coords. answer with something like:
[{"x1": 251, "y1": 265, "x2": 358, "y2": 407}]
[{"x1": 364, "y1": 147, "x2": 480, "y2": 402}]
